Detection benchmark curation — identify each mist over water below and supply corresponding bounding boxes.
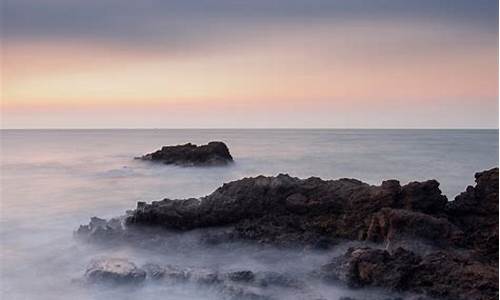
[1,129,498,299]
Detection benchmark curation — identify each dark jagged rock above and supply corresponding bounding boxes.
[366,208,464,253]
[138,141,233,166]
[77,168,499,300]
[122,169,497,252]
[319,247,421,289]
[84,258,146,284]
[446,167,499,263]
[397,180,448,214]
[125,173,451,246]
[319,247,498,300]
[409,251,498,300]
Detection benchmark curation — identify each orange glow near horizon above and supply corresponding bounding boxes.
[2,21,498,128]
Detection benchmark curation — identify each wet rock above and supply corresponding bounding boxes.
[75,217,125,243]
[285,193,309,214]
[142,263,190,281]
[319,247,498,300]
[366,208,464,253]
[79,169,497,253]
[84,261,276,299]
[224,270,305,289]
[254,271,303,289]
[140,264,305,299]
[319,247,420,289]
[199,230,237,245]
[126,174,406,241]
[138,141,233,166]
[446,167,499,262]
[122,169,497,252]
[77,168,499,300]
[142,264,302,290]
[225,270,256,282]
[339,297,425,300]
[142,263,220,284]
[85,258,146,284]
[409,251,498,300]
[219,285,273,300]
[398,180,447,214]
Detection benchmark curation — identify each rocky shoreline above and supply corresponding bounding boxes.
[77,168,499,300]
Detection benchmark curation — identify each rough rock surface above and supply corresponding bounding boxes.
[319,247,498,300]
[141,263,303,289]
[124,174,453,247]
[84,258,146,284]
[77,217,124,243]
[446,168,499,263]
[82,260,321,300]
[365,208,464,253]
[138,141,233,166]
[77,168,499,299]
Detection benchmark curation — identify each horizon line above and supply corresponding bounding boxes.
[1,127,498,130]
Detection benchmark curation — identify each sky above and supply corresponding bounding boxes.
[1,0,499,128]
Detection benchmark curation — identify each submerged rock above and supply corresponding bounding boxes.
[84,258,146,285]
[138,141,233,166]
[141,264,302,289]
[128,263,304,300]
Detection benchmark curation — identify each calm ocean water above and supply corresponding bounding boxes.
[1,129,498,299]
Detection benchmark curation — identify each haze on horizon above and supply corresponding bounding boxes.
[1,0,498,129]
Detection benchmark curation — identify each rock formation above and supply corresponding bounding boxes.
[318,247,498,300]
[77,168,499,299]
[138,141,233,166]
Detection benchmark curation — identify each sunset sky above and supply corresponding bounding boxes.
[2,0,498,128]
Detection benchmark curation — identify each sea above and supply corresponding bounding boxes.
[1,129,498,299]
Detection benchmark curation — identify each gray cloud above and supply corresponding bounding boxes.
[3,0,498,48]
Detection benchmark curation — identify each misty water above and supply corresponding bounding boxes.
[1,129,498,299]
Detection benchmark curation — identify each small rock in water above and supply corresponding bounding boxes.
[225,270,256,282]
[84,258,146,285]
[138,141,233,166]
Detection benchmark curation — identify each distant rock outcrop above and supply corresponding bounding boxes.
[138,141,233,166]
